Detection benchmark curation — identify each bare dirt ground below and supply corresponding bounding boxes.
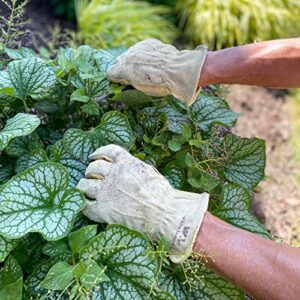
[227,85,300,245]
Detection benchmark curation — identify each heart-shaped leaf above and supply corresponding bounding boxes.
[223,135,266,190]
[0,162,85,240]
[0,113,40,151]
[80,225,158,299]
[214,184,271,238]
[0,58,56,100]
[191,94,238,131]
[63,111,135,162]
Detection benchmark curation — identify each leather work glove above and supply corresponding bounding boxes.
[107,39,207,106]
[77,144,209,263]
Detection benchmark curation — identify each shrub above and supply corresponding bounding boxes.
[0,43,270,298]
[176,0,300,49]
[75,0,178,49]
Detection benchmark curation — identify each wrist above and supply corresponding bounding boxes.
[198,51,215,87]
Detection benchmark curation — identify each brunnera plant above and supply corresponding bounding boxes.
[0,44,270,299]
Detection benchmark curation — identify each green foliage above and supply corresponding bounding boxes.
[0,0,29,48]
[0,43,269,299]
[75,0,178,48]
[176,0,300,49]
[49,0,76,21]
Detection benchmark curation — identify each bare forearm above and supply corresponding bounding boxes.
[193,212,300,300]
[199,38,300,88]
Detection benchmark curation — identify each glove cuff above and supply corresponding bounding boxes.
[167,190,209,263]
[167,45,208,106]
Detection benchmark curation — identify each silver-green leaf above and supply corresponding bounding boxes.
[0,113,40,151]
[80,224,158,300]
[0,58,56,100]
[0,162,85,240]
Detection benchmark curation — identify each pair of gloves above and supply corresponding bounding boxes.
[77,39,209,263]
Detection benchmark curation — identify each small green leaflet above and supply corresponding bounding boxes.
[0,58,56,100]
[80,225,158,299]
[214,184,271,238]
[160,263,244,300]
[80,259,109,289]
[0,162,85,240]
[63,111,135,162]
[69,225,98,254]
[112,90,155,105]
[191,94,238,131]
[0,113,40,151]
[223,135,266,190]
[40,262,74,291]
[0,256,23,300]
[0,235,18,262]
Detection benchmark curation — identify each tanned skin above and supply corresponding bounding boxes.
[199,38,300,88]
[194,213,300,300]
[194,38,300,300]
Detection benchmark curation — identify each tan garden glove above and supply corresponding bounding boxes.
[107,39,207,106]
[77,144,209,263]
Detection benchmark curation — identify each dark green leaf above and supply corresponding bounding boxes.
[69,225,98,254]
[160,263,244,300]
[43,239,70,257]
[71,88,90,103]
[0,236,18,262]
[223,135,266,190]
[214,184,271,238]
[0,256,23,300]
[163,164,185,189]
[191,94,238,131]
[63,111,135,162]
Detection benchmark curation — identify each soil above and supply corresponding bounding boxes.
[227,85,300,245]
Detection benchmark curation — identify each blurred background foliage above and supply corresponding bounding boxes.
[47,0,300,50]
[75,0,177,49]
[175,0,300,49]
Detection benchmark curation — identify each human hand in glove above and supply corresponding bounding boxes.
[77,144,209,263]
[107,38,207,106]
